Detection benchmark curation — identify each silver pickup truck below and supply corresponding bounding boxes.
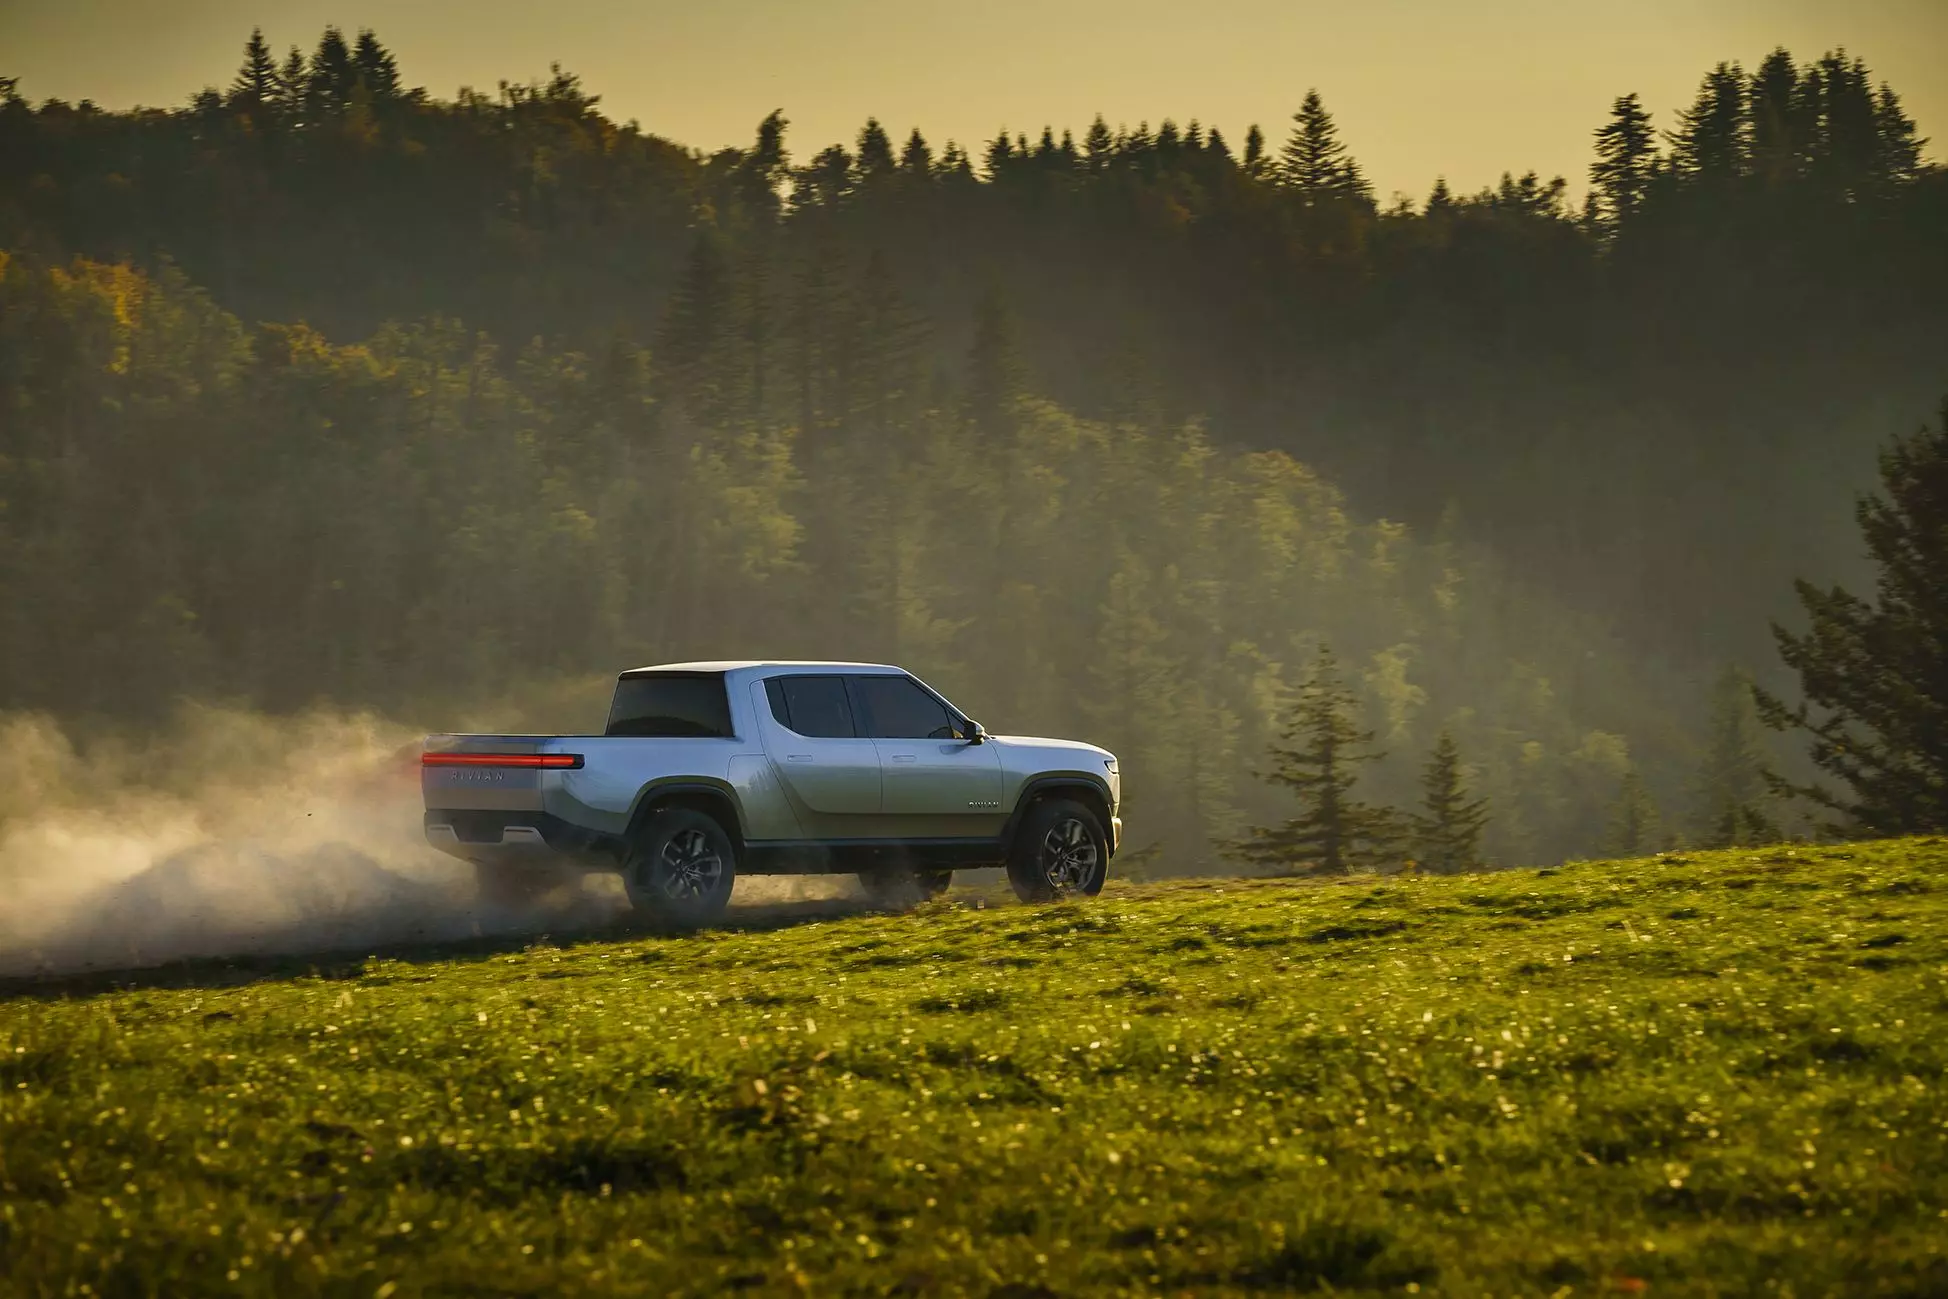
[422,661,1121,923]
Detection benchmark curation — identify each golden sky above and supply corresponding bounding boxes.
[4,0,1943,201]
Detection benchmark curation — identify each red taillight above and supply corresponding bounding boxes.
[421,752,583,769]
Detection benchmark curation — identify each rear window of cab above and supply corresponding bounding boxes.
[606,672,734,737]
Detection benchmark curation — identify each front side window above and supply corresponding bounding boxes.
[606,672,734,738]
[765,675,856,738]
[852,674,961,740]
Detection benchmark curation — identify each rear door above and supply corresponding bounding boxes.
[851,673,1003,822]
[756,674,883,814]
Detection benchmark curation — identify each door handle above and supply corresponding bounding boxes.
[785,754,813,762]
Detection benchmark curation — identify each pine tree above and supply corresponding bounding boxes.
[735,110,790,222]
[1413,730,1489,872]
[899,127,932,175]
[856,118,896,181]
[274,45,307,120]
[1670,62,1747,181]
[1082,115,1112,170]
[1228,645,1400,874]
[1278,90,1369,201]
[1748,47,1802,185]
[1755,398,1948,835]
[1241,124,1267,178]
[1604,768,1661,856]
[304,26,356,119]
[1808,52,1886,200]
[1874,84,1923,184]
[351,29,401,102]
[229,28,279,113]
[1590,93,1657,225]
[1692,666,1778,847]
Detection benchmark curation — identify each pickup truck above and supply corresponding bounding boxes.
[421,661,1121,923]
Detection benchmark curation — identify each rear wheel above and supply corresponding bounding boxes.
[624,808,737,926]
[857,866,953,910]
[1007,799,1109,903]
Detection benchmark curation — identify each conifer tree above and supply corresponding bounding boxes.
[1755,398,1948,835]
[1278,90,1369,201]
[983,131,1013,177]
[274,45,308,120]
[1747,48,1803,184]
[1413,729,1489,872]
[1693,666,1778,847]
[856,118,896,181]
[229,28,279,113]
[1229,646,1399,874]
[899,127,932,175]
[1873,84,1923,183]
[1670,62,1747,181]
[1082,115,1112,170]
[1590,93,1657,225]
[306,26,356,117]
[735,111,790,221]
[1241,124,1266,177]
[351,29,400,102]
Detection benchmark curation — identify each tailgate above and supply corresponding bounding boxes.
[421,734,578,811]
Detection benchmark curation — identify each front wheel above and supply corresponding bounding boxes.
[1007,799,1109,903]
[624,808,737,926]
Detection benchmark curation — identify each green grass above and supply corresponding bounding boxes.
[5,840,1948,1297]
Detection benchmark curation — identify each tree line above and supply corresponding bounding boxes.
[0,29,1943,867]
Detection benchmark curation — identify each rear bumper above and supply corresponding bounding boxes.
[424,811,614,870]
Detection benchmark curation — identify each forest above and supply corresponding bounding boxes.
[0,30,1943,869]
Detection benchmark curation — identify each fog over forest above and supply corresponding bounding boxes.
[0,32,1943,868]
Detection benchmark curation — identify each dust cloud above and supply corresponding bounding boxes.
[0,707,904,979]
[0,706,617,978]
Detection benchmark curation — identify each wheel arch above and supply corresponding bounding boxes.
[624,777,747,850]
[1003,774,1116,856]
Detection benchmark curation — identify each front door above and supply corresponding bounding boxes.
[850,674,1003,826]
[756,674,882,815]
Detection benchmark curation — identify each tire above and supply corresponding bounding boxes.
[857,866,953,910]
[473,862,571,910]
[1007,798,1109,903]
[623,807,737,926]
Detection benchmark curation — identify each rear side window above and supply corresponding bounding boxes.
[606,672,734,738]
[853,674,961,739]
[765,675,856,738]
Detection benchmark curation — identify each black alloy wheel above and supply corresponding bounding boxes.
[624,807,737,926]
[1007,798,1109,902]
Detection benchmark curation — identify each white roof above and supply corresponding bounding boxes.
[620,660,903,676]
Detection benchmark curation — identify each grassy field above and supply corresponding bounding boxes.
[4,841,1947,1297]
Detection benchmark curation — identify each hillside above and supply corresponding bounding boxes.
[4,840,1945,1295]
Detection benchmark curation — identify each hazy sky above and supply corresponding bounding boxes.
[4,0,1943,201]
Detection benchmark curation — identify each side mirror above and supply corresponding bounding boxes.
[962,719,988,744]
